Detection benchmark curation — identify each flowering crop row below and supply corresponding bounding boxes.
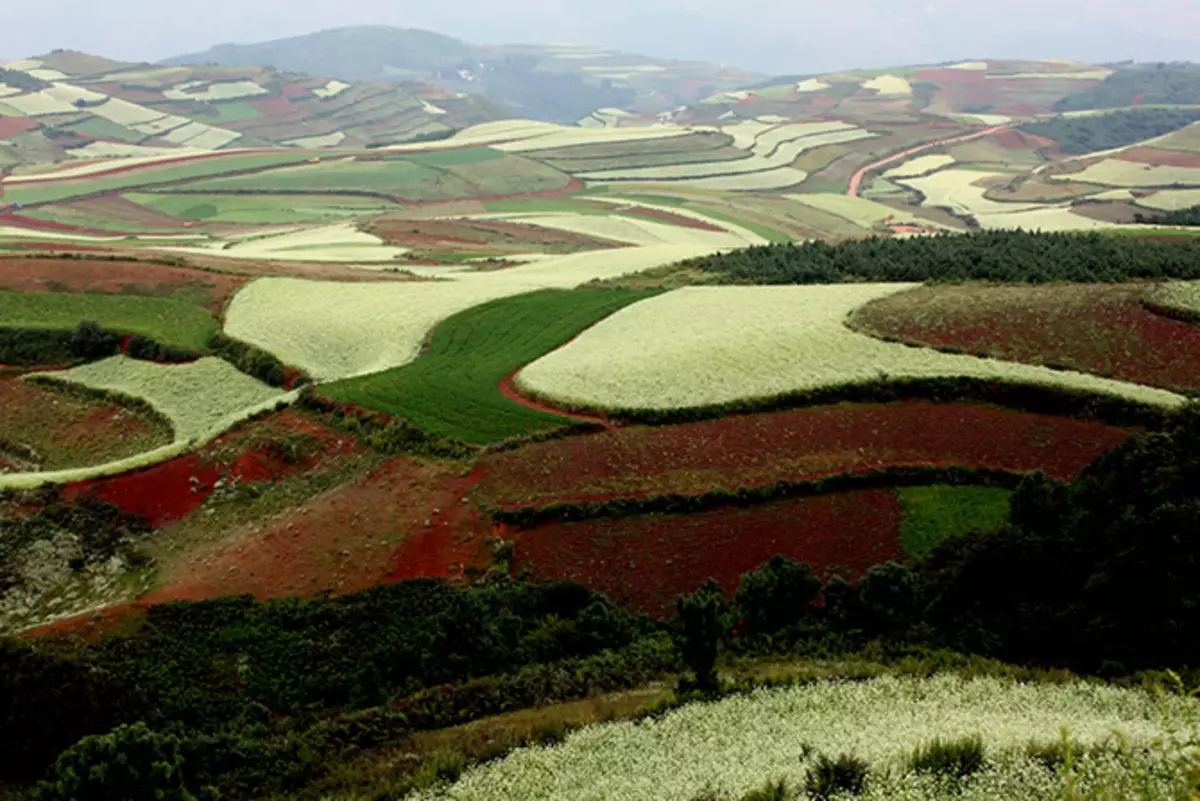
[516,285,1184,414]
[409,675,1199,801]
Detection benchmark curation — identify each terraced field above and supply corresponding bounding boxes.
[321,289,656,443]
[850,283,1200,392]
[516,286,1184,415]
[0,290,217,352]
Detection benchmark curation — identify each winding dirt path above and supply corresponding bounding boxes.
[846,125,1011,197]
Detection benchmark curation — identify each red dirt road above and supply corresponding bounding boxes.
[846,125,1011,197]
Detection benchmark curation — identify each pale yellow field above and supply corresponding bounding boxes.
[284,132,347,148]
[882,155,956,179]
[1,358,295,489]
[165,223,408,263]
[1,91,78,116]
[516,286,1183,411]
[861,75,913,96]
[986,70,1111,80]
[224,243,725,381]
[1058,159,1200,187]
[795,78,832,92]
[1136,189,1200,210]
[899,169,1042,216]
[1153,282,1200,316]
[163,80,269,101]
[974,206,1115,231]
[785,193,897,228]
[313,80,350,99]
[90,97,166,126]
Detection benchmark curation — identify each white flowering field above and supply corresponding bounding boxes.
[28,357,287,443]
[224,243,718,381]
[1057,159,1200,188]
[409,675,1198,801]
[1155,282,1200,317]
[883,155,956,179]
[515,285,1185,412]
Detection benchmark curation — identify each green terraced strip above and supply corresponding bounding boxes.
[126,192,399,224]
[0,291,218,352]
[897,485,1012,559]
[321,288,658,444]
[0,152,318,206]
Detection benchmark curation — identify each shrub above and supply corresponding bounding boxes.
[805,753,869,799]
[70,320,120,361]
[734,556,823,636]
[742,779,789,801]
[31,722,195,801]
[675,579,728,693]
[908,735,987,780]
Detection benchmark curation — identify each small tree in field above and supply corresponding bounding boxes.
[70,320,119,361]
[675,579,728,693]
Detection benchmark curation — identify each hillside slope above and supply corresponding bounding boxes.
[0,52,506,167]
[164,26,760,122]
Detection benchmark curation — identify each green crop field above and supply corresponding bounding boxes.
[483,198,609,214]
[402,147,505,167]
[0,291,218,352]
[126,192,400,223]
[320,288,657,443]
[176,151,568,201]
[898,484,1012,558]
[0,152,318,206]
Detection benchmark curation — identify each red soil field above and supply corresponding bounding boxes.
[851,283,1200,393]
[0,373,168,470]
[510,489,903,617]
[0,257,245,313]
[62,409,359,528]
[0,117,40,140]
[145,456,491,603]
[1117,147,1200,169]
[476,401,1129,509]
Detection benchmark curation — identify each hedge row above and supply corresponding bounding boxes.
[490,465,1027,527]
[556,376,1175,431]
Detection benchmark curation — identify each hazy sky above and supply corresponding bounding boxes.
[2,0,1198,75]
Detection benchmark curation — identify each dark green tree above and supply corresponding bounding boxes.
[733,556,823,636]
[32,723,195,801]
[70,320,119,361]
[674,579,728,693]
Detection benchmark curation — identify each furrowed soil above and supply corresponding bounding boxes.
[143,455,492,603]
[475,401,1131,510]
[850,283,1200,392]
[0,373,171,471]
[508,489,903,617]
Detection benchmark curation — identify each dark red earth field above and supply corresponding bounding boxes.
[476,401,1131,509]
[850,283,1200,392]
[507,489,903,617]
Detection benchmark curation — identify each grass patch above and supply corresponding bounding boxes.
[403,147,505,167]
[320,289,656,444]
[126,192,399,224]
[1,152,317,206]
[483,198,609,214]
[0,291,217,352]
[897,485,1012,558]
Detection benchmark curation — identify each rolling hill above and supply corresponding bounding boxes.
[0,51,507,168]
[164,26,762,123]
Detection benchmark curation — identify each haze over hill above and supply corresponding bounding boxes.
[163,27,759,123]
[4,0,1200,76]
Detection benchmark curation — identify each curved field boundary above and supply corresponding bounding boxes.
[847,125,1010,197]
[491,464,1025,526]
[319,289,656,444]
[848,283,1200,393]
[515,285,1185,425]
[475,400,1130,511]
[497,371,608,427]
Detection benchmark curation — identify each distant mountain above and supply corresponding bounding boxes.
[163,26,762,123]
[0,51,506,168]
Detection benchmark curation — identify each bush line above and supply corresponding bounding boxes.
[490,465,1028,527]
[521,376,1173,431]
